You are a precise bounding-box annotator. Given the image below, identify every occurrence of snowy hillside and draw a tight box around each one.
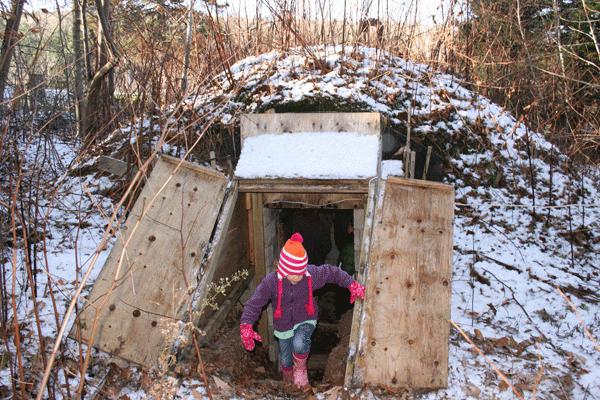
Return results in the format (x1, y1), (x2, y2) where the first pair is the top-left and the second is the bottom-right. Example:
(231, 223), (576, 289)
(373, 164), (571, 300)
(3, 46), (598, 399)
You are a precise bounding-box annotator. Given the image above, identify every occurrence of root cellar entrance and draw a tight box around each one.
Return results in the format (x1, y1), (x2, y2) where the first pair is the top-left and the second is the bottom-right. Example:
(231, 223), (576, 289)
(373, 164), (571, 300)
(75, 112), (453, 395)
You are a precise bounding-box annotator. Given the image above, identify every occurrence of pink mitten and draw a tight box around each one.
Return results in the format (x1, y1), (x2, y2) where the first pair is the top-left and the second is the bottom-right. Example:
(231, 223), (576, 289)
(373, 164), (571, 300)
(240, 323), (262, 351)
(349, 281), (366, 304)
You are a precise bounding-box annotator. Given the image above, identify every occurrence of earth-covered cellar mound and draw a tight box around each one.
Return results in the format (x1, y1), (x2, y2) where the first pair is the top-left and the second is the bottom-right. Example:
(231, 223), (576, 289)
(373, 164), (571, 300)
(75, 46), (600, 399)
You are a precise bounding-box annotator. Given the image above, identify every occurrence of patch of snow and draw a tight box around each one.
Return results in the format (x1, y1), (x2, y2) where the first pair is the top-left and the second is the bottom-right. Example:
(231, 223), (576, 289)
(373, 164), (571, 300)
(381, 160), (404, 178)
(235, 132), (379, 179)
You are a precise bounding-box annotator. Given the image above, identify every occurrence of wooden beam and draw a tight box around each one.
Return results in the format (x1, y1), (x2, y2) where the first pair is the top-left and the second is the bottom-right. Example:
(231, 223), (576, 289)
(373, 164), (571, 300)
(262, 208), (278, 363)
(251, 193), (265, 284)
(238, 178), (369, 193)
(387, 176), (454, 191)
(344, 178), (379, 387)
(262, 192), (366, 209)
(188, 183), (240, 316)
(250, 193), (275, 358)
(245, 193), (254, 271)
(422, 146), (432, 180)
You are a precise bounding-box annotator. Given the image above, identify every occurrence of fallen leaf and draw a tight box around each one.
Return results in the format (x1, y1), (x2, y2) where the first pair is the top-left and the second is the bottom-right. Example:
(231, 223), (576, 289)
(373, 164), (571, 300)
(465, 383), (481, 398)
(192, 390), (204, 400)
(212, 375), (231, 392)
(474, 329), (484, 341)
(498, 380), (509, 391)
(324, 386), (342, 400)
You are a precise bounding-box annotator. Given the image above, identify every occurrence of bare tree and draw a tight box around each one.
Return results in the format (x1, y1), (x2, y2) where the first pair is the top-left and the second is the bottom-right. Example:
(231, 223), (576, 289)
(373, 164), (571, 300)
(79, 0), (119, 142)
(73, 0), (86, 137)
(0, 0), (26, 107)
(181, 1), (195, 95)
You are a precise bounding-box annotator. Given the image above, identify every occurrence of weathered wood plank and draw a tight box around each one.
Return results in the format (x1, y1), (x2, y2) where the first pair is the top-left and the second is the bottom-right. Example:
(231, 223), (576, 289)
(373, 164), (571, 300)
(238, 178), (369, 193)
(96, 155), (136, 177)
(344, 179), (379, 387)
(262, 207), (279, 362)
(352, 177), (454, 389)
(353, 209), (365, 270)
(74, 156), (228, 367)
(129, 156), (226, 233)
(190, 184), (240, 319)
(251, 193), (266, 285)
(262, 192), (366, 210)
(250, 193), (275, 357)
(240, 112), (381, 140)
(196, 192), (249, 328)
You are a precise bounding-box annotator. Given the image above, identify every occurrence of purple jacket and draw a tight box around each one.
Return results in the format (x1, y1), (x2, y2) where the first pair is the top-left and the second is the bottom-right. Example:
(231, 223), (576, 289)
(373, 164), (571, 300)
(241, 264), (354, 332)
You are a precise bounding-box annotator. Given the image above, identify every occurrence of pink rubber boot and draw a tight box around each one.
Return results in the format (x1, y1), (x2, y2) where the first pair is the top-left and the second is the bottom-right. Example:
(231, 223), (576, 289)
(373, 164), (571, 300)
(292, 353), (310, 390)
(281, 365), (294, 383)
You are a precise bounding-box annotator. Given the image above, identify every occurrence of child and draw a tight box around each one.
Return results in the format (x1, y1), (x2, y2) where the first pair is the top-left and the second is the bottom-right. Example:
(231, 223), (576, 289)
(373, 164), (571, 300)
(239, 232), (366, 389)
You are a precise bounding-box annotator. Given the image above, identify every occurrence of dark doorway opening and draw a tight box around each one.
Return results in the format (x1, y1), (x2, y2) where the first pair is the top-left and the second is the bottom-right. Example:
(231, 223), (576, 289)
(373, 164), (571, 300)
(277, 208), (357, 384)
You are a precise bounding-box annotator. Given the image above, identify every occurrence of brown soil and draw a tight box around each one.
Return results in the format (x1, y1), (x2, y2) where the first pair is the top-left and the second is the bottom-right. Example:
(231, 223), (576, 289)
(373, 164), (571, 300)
(323, 310), (353, 385)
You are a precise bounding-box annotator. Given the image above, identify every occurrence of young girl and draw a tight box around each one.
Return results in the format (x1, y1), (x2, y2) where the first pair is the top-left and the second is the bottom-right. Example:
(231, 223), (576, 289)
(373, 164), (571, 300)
(239, 232), (366, 389)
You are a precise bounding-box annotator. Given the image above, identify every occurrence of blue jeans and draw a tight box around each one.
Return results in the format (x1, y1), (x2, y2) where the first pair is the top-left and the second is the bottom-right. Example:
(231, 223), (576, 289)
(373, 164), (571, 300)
(278, 323), (316, 369)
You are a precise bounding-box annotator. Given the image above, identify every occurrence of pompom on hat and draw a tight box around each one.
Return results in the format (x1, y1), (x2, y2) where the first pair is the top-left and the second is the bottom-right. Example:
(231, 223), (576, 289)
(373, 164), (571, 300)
(274, 232), (315, 319)
(277, 232), (308, 278)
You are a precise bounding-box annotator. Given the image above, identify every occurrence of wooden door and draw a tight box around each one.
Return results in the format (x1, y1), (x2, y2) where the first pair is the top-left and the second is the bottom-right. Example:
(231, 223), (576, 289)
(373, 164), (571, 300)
(347, 177), (454, 389)
(74, 156), (234, 367)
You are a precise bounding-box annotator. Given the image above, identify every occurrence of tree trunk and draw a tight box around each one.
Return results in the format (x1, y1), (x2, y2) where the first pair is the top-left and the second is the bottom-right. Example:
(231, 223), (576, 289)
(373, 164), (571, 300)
(0, 0), (26, 108)
(85, 0), (118, 141)
(73, 0), (86, 137)
(181, 5), (194, 96)
(81, 0), (93, 81)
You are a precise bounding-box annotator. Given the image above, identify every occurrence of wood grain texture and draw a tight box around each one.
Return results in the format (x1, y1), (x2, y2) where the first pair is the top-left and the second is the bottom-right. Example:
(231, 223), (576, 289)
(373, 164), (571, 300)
(262, 192), (366, 209)
(344, 179), (379, 387)
(352, 177), (454, 389)
(240, 112), (381, 140)
(353, 209), (365, 269)
(74, 156), (228, 367)
(96, 155), (134, 177)
(197, 193), (249, 327)
(250, 193), (275, 357)
(238, 178), (369, 193)
(263, 207), (278, 362)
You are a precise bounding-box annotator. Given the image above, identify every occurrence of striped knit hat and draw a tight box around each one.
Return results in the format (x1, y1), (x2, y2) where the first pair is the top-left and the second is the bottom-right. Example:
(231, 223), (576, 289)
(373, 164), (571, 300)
(274, 232), (315, 319)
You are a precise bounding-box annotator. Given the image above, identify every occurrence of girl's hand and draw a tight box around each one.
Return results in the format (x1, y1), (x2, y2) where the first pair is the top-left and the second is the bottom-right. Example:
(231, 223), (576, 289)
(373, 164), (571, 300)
(240, 323), (262, 351)
(349, 281), (366, 304)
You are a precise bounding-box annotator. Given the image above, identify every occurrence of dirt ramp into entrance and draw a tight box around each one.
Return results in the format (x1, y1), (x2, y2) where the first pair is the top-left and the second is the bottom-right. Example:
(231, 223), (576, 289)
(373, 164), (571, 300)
(323, 310), (354, 385)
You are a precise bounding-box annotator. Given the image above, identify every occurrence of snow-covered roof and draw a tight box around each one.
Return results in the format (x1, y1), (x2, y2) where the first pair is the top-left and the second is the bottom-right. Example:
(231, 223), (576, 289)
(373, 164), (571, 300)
(234, 131), (379, 179)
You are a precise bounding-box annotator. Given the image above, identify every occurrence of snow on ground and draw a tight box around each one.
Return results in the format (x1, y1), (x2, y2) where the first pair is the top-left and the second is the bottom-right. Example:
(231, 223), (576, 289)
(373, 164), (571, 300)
(235, 131), (379, 179)
(0, 136), (115, 398)
(2, 45), (599, 399)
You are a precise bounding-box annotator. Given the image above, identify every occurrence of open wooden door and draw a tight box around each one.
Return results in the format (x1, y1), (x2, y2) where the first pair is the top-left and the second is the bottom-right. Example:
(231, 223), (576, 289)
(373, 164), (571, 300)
(346, 177), (454, 389)
(73, 155), (239, 368)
